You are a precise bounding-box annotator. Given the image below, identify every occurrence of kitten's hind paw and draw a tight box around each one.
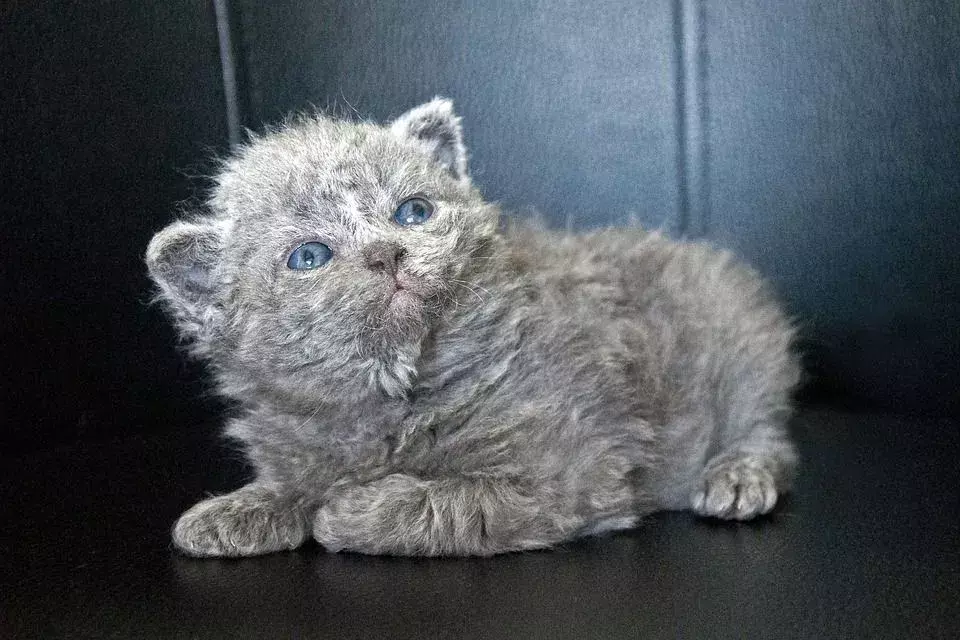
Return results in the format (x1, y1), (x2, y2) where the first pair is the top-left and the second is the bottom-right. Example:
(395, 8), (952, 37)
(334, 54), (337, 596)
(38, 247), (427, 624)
(691, 455), (780, 521)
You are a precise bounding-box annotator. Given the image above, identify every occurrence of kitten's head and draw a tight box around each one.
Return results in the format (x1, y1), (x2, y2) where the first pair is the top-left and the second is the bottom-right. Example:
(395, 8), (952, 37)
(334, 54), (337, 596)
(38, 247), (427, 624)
(147, 99), (500, 403)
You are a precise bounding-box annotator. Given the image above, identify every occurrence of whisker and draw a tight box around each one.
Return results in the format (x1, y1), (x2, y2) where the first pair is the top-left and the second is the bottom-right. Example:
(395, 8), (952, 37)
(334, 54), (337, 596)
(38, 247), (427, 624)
(294, 404), (323, 432)
(448, 279), (487, 303)
(452, 279), (491, 296)
(454, 283), (484, 303)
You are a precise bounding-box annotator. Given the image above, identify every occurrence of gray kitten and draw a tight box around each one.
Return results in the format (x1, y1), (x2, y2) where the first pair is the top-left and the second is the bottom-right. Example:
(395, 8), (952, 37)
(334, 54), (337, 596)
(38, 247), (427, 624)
(147, 99), (799, 557)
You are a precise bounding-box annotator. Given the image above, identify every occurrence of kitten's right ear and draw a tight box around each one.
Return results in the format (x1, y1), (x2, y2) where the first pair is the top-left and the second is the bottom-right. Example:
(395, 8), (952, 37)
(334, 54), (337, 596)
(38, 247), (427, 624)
(390, 97), (469, 182)
(146, 218), (230, 326)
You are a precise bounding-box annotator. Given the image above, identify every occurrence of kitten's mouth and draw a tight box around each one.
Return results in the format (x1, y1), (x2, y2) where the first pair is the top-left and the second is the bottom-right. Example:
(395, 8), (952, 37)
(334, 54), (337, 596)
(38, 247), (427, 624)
(378, 270), (441, 319)
(386, 273), (422, 306)
(393, 271), (425, 294)
(394, 271), (417, 291)
(389, 288), (415, 303)
(368, 272), (436, 342)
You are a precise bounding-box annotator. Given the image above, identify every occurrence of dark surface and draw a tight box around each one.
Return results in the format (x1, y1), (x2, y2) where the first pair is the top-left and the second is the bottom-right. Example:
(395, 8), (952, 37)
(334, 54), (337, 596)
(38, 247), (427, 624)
(3, 408), (958, 639)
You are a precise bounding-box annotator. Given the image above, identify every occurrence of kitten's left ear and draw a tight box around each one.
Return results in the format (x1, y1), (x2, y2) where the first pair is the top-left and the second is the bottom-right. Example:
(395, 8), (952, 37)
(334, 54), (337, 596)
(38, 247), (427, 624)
(390, 97), (468, 182)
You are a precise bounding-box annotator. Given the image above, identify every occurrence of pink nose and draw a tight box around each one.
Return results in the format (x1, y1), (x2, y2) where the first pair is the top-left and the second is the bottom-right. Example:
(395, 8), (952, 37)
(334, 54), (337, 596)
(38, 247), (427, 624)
(364, 241), (406, 275)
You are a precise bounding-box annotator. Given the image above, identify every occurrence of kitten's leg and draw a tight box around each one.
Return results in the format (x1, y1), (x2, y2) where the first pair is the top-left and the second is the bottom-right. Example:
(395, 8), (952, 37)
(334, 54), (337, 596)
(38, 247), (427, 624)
(173, 483), (309, 557)
(690, 435), (796, 520)
(691, 381), (798, 520)
(691, 333), (799, 521)
(313, 474), (578, 556)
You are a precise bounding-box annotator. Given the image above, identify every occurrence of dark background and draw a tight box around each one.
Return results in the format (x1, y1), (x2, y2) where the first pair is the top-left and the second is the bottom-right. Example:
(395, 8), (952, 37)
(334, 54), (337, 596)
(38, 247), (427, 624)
(2, 0), (958, 448)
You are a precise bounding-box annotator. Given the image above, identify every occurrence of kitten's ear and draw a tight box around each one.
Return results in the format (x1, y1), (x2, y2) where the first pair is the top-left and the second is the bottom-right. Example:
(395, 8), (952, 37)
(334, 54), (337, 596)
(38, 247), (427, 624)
(146, 217), (230, 326)
(390, 97), (469, 181)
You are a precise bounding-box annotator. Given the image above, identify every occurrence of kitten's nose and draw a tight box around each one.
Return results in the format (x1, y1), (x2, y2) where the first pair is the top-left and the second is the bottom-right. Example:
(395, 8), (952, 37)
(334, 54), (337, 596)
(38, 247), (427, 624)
(364, 241), (406, 275)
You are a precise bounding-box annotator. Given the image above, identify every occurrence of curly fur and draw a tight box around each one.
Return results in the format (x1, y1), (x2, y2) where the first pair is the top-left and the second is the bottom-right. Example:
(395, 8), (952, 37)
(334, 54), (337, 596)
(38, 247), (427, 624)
(147, 98), (799, 557)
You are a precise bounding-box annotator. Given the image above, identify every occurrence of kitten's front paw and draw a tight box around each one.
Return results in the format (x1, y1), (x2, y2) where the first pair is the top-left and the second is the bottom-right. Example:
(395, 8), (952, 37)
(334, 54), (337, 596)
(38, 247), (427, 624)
(313, 475), (425, 554)
(173, 486), (307, 557)
(691, 456), (779, 521)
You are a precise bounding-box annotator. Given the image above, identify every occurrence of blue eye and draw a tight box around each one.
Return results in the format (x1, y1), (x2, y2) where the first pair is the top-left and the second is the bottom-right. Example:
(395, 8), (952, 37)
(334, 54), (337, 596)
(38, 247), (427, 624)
(393, 197), (435, 226)
(287, 242), (332, 270)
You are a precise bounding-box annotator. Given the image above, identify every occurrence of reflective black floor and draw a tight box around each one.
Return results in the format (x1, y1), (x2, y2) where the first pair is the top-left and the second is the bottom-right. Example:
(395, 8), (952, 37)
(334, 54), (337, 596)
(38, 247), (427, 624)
(2, 409), (958, 639)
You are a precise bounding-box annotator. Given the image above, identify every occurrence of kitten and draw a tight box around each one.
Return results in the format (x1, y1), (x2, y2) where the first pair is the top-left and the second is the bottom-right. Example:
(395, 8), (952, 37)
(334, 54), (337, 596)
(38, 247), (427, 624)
(147, 98), (799, 557)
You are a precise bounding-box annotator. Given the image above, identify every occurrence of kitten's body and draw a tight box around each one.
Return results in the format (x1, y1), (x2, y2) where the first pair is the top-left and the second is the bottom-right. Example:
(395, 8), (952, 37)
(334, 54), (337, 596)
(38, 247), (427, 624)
(148, 100), (798, 557)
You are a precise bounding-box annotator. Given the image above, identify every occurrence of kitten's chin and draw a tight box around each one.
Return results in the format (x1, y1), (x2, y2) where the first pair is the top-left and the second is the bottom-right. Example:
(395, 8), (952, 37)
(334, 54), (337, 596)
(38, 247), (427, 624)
(365, 288), (430, 349)
(389, 288), (421, 309)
